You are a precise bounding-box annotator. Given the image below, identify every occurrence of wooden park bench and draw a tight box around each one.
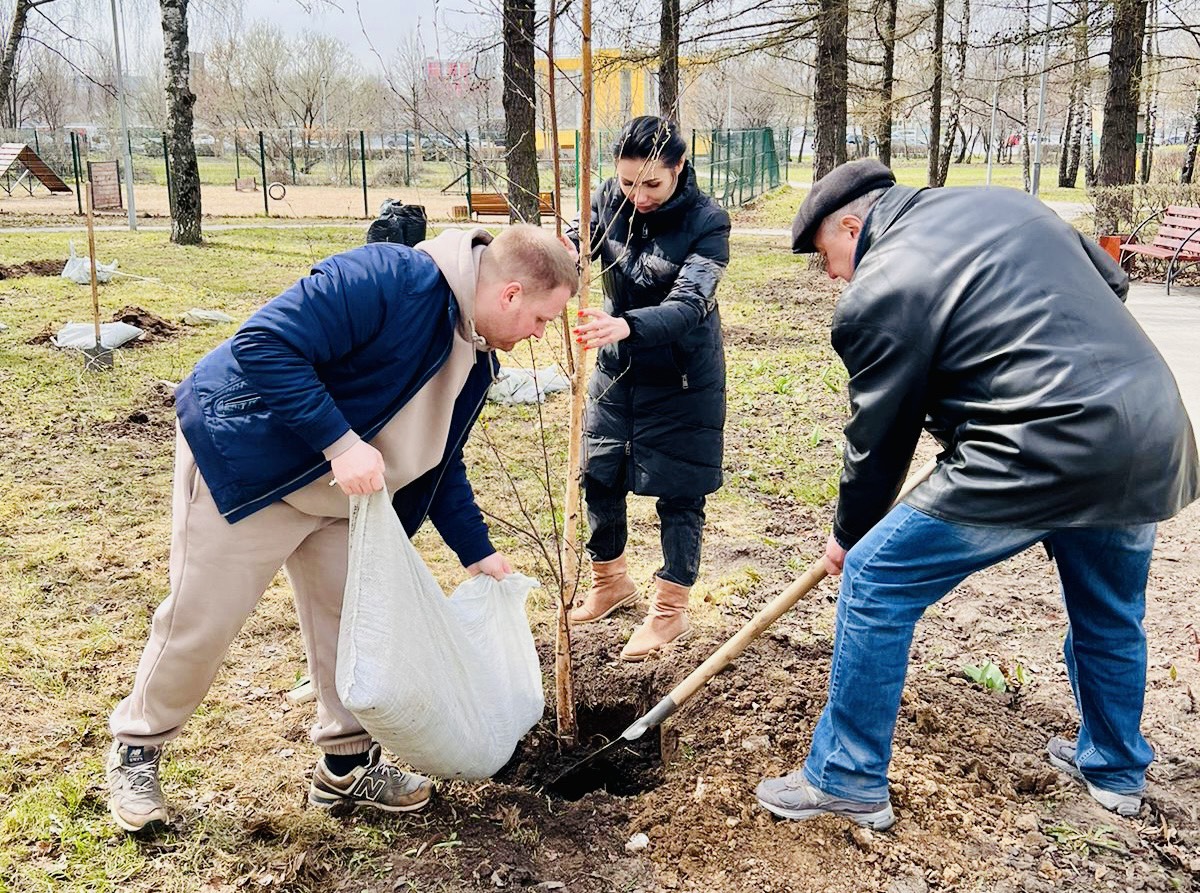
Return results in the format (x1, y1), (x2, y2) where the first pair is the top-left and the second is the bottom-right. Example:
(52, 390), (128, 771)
(469, 190), (556, 220)
(1120, 205), (1200, 295)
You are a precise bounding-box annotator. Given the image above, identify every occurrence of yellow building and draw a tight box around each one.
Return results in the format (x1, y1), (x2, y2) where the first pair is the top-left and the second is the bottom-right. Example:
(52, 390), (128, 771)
(534, 51), (698, 150)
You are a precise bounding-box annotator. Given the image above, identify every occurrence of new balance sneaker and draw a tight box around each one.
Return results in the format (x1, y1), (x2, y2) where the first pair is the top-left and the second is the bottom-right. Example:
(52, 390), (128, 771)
(308, 743), (433, 813)
(107, 742), (169, 832)
(755, 770), (896, 830)
(1046, 737), (1142, 817)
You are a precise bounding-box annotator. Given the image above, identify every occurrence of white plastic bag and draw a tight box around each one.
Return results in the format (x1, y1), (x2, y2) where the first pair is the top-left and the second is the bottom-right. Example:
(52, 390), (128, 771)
(487, 366), (571, 405)
(60, 241), (119, 284)
(336, 489), (544, 779)
(52, 321), (143, 349)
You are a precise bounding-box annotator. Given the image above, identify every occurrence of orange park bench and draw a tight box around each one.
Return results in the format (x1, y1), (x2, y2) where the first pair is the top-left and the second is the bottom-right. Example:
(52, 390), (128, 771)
(469, 191), (556, 220)
(1120, 206), (1200, 295)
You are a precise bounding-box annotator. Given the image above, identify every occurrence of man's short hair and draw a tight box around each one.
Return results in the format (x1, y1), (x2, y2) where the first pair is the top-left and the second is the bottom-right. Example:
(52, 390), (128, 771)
(485, 225), (579, 297)
(817, 188), (889, 241)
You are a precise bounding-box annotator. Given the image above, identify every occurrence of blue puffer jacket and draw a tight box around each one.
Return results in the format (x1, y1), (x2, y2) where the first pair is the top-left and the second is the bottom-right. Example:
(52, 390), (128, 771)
(175, 242), (498, 566)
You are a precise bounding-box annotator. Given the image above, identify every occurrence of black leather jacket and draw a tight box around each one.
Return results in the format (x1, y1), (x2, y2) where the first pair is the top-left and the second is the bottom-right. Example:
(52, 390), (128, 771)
(568, 163), (730, 496)
(832, 185), (1199, 547)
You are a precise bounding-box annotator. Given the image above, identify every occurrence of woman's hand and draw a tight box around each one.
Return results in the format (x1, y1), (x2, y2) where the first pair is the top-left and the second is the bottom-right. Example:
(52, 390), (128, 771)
(573, 308), (631, 350)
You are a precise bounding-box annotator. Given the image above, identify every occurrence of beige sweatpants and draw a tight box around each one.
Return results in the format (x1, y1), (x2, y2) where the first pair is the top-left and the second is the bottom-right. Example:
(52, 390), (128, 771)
(109, 429), (370, 755)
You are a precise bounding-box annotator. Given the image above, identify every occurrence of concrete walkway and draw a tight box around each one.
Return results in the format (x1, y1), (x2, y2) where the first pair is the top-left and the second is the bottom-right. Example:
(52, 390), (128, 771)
(1126, 283), (1200, 427)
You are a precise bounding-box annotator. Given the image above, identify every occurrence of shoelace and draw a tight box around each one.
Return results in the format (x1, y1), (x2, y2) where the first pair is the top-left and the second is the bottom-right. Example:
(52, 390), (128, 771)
(124, 758), (160, 794)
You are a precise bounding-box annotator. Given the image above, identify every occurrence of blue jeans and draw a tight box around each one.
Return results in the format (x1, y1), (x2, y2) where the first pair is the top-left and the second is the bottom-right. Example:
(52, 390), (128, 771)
(803, 505), (1156, 802)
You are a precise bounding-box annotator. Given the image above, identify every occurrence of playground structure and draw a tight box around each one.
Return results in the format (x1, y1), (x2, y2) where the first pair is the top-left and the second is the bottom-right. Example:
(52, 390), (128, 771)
(0, 143), (72, 197)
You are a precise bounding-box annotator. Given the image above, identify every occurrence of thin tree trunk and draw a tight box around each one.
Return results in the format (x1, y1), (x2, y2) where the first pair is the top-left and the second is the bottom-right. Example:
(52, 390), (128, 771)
(161, 0), (202, 244)
(876, 0), (898, 167)
(1021, 0), (1032, 191)
(1061, 0), (1087, 188)
(1138, 1), (1156, 183)
(1182, 90), (1200, 184)
(1083, 93), (1097, 186)
(659, 0), (680, 122)
(559, 0), (592, 748)
(936, 0), (968, 186)
(813, 0), (848, 180)
(928, 0), (945, 185)
(502, 0), (541, 223)
(1097, 0), (1148, 186)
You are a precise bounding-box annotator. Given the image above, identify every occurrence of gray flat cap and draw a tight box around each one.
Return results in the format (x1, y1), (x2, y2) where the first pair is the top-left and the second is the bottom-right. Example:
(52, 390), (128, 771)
(791, 159), (896, 254)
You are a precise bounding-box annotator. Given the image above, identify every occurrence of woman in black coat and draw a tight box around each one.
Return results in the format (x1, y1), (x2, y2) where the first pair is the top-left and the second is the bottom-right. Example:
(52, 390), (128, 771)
(567, 116), (730, 661)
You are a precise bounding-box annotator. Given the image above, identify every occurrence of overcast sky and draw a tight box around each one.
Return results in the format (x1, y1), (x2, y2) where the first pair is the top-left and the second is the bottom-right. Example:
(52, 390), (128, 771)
(225, 0), (487, 62)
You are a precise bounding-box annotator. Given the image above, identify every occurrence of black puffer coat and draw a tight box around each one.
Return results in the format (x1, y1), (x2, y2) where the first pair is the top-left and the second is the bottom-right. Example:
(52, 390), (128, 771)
(569, 163), (731, 497)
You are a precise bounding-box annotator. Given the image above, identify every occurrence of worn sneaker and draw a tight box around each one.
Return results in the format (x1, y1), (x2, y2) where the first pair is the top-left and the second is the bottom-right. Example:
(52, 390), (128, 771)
(755, 770), (896, 830)
(308, 743), (433, 813)
(106, 742), (169, 832)
(1046, 737), (1141, 817)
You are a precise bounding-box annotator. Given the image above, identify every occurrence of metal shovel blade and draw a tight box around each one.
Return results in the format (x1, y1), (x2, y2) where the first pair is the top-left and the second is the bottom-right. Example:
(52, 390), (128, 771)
(550, 695), (680, 787)
(82, 344), (114, 370)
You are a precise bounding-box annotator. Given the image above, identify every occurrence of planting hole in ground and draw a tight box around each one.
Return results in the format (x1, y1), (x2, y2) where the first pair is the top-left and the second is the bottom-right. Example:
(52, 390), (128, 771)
(497, 698), (665, 801)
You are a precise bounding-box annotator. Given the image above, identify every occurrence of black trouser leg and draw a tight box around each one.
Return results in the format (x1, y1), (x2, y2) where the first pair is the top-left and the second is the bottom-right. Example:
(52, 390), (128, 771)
(584, 474), (629, 563)
(655, 495), (706, 586)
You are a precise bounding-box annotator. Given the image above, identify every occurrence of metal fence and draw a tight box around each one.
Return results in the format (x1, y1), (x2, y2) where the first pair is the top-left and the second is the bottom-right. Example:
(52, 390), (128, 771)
(0, 125), (784, 219)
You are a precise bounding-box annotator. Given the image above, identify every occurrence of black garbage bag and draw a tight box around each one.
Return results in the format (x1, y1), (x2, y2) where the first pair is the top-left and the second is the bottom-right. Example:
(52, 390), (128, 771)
(366, 199), (428, 247)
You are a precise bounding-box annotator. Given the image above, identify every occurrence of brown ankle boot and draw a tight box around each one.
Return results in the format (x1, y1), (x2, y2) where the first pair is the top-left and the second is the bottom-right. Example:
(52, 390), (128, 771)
(620, 576), (692, 661)
(569, 555), (638, 624)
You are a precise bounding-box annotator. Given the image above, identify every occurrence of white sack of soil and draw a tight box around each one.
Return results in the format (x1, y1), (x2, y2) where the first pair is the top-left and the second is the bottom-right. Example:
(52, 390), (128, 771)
(53, 321), (143, 349)
(61, 242), (120, 284)
(337, 488), (544, 779)
(487, 366), (570, 405)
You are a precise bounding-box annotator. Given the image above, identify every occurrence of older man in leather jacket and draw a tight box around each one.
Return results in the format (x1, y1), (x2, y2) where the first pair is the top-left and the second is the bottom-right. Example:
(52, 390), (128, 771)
(755, 160), (1200, 831)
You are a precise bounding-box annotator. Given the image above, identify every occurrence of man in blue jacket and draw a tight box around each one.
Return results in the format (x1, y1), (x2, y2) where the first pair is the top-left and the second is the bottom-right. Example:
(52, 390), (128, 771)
(106, 224), (577, 832)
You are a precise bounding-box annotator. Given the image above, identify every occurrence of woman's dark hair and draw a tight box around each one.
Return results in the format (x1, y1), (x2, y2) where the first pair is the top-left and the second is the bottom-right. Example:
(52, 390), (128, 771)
(612, 116), (687, 167)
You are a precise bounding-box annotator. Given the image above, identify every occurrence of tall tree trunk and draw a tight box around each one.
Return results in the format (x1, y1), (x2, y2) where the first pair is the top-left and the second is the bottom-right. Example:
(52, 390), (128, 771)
(1083, 93), (1097, 186)
(1138, 1), (1156, 184)
(936, 0), (968, 186)
(0, 0), (57, 127)
(659, 0), (680, 122)
(1182, 90), (1200, 185)
(502, 0), (541, 223)
(876, 0), (898, 167)
(161, 0), (202, 244)
(1060, 0), (1087, 188)
(1021, 0), (1032, 191)
(927, 0), (945, 185)
(1097, 0), (1147, 186)
(812, 0), (848, 180)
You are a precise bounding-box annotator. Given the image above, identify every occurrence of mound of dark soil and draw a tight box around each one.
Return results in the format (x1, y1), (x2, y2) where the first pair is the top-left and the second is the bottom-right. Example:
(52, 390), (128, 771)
(112, 305), (179, 344)
(0, 258), (62, 280)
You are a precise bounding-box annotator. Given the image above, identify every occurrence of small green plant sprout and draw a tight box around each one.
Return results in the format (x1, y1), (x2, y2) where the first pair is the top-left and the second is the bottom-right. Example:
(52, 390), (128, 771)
(807, 425), (823, 447)
(772, 374), (795, 395)
(962, 659), (1007, 693)
(1045, 822), (1127, 857)
(1169, 664), (1178, 682)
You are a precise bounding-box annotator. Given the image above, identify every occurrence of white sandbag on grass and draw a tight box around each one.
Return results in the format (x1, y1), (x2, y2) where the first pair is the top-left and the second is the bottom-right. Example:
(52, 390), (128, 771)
(337, 489), (544, 779)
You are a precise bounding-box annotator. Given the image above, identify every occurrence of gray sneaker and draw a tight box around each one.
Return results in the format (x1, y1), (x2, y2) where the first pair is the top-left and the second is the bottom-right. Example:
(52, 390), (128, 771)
(755, 770), (896, 830)
(308, 743), (433, 813)
(1046, 737), (1141, 817)
(107, 742), (169, 832)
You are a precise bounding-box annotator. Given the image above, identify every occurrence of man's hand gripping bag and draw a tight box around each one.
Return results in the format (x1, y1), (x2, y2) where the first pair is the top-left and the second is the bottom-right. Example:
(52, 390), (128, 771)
(336, 490), (544, 779)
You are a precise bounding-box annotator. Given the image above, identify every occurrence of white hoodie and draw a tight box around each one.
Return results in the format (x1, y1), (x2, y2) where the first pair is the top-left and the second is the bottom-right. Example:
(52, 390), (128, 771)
(281, 228), (494, 518)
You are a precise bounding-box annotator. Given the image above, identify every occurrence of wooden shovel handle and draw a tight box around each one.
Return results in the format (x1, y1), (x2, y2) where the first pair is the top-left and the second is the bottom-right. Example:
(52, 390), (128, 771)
(664, 456), (938, 709)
